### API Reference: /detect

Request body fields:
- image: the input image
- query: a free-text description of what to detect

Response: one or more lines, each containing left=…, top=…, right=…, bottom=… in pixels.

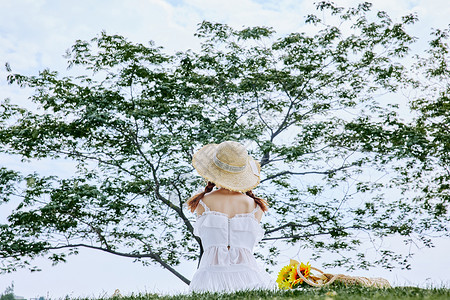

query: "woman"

left=187, top=141, right=275, bottom=293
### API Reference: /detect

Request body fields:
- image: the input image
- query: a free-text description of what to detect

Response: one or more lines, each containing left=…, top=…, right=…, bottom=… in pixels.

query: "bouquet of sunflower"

left=276, top=259, right=312, bottom=289
left=277, top=259, right=391, bottom=289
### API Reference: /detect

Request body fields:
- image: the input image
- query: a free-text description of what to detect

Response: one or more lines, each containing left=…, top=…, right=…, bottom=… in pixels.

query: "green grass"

left=80, top=286, right=450, bottom=300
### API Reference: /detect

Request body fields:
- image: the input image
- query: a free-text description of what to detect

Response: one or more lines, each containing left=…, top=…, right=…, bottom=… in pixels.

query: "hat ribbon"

left=249, top=159, right=260, bottom=177
left=213, top=153, right=246, bottom=173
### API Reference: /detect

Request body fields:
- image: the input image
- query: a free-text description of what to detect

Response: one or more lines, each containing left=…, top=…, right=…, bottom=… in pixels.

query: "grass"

left=79, top=286, right=450, bottom=300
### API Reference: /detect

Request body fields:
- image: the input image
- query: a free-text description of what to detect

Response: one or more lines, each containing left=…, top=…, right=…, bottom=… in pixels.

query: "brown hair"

left=187, top=181, right=216, bottom=212
left=186, top=181, right=269, bottom=212
left=245, top=190, right=269, bottom=212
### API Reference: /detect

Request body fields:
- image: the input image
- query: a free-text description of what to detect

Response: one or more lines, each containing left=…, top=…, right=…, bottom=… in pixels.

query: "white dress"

left=189, top=200, right=276, bottom=293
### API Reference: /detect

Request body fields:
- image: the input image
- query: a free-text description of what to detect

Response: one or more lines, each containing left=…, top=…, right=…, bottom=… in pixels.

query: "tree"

left=395, top=25, right=450, bottom=226
left=0, top=283, right=14, bottom=300
left=1, top=2, right=448, bottom=284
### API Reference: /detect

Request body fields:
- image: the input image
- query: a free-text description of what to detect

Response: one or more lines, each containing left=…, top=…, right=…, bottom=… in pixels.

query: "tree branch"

left=255, top=91, right=273, bottom=137
left=43, top=243, right=191, bottom=285
left=262, top=232, right=330, bottom=241
left=263, top=225, right=369, bottom=241
left=52, top=150, right=139, bottom=178
left=264, top=221, right=311, bottom=235
left=261, top=164, right=354, bottom=183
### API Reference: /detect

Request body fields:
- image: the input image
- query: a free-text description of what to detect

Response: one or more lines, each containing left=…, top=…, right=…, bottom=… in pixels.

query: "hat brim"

left=192, top=144, right=261, bottom=192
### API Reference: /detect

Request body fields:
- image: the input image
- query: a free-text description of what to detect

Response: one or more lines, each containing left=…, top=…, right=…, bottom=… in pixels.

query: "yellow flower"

left=326, top=291, right=337, bottom=296
left=288, top=266, right=302, bottom=287
left=279, top=279, right=292, bottom=290
left=276, top=265, right=294, bottom=289
left=299, top=261, right=311, bottom=279
left=277, top=260, right=312, bottom=289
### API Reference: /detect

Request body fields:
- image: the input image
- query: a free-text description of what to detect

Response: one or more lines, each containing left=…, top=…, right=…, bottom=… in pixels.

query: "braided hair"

left=187, top=181, right=216, bottom=212
left=245, top=190, right=269, bottom=212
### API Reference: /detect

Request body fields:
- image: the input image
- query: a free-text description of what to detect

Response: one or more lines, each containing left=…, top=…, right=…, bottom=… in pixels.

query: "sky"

left=1, top=0, right=450, bottom=298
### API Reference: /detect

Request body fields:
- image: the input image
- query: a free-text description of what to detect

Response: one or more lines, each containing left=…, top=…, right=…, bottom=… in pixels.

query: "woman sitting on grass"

left=187, top=141, right=275, bottom=293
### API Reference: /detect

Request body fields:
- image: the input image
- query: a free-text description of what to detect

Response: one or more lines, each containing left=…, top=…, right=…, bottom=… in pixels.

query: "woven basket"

left=297, top=265, right=391, bottom=288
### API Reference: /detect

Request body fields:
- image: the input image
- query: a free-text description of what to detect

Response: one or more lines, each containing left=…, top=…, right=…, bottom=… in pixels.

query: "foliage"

left=0, top=283, right=14, bottom=300
left=0, top=2, right=449, bottom=284
left=400, top=25, right=450, bottom=218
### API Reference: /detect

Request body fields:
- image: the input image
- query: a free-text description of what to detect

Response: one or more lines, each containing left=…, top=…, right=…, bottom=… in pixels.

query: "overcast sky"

left=1, top=0, right=449, bottom=298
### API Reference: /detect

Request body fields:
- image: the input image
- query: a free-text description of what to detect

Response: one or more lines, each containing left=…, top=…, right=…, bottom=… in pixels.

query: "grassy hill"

left=83, top=286, right=450, bottom=300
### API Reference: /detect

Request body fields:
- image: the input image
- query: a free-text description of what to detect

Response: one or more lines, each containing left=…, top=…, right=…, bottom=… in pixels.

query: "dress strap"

left=250, top=203, right=260, bottom=215
left=198, top=199, right=210, bottom=212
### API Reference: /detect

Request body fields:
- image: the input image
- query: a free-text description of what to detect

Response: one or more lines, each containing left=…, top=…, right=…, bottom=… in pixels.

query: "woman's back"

left=189, top=188, right=274, bottom=292
left=196, top=188, right=263, bottom=221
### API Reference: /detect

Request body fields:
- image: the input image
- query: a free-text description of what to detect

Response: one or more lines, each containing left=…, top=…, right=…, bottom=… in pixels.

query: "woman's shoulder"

left=203, top=189, right=253, bottom=202
left=204, top=189, right=253, bottom=207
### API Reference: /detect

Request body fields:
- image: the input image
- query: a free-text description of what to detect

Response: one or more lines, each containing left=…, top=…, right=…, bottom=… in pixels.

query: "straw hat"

left=192, top=141, right=261, bottom=192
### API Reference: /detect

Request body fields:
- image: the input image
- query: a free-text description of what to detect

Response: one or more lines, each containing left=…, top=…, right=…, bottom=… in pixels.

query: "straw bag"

left=297, top=265, right=391, bottom=288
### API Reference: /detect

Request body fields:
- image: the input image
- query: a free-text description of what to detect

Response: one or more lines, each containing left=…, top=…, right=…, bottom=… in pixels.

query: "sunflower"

left=279, top=279, right=292, bottom=290
left=276, top=265, right=294, bottom=289
left=299, top=262, right=311, bottom=279
left=277, top=260, right=312, bottom=289
left=288, top=266, right=302, bottom=287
